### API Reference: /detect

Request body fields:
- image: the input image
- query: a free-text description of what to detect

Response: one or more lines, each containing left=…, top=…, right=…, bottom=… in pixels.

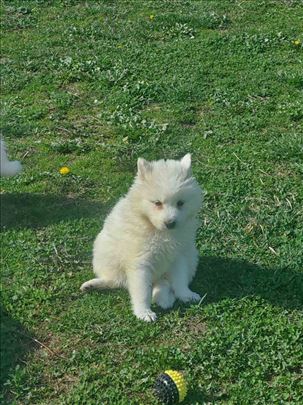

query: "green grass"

left=1, top=0, right=303, bottom=403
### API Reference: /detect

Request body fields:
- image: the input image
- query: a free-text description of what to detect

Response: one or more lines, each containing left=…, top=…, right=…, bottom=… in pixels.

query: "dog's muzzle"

left=165, top=220, right=176, bottom=229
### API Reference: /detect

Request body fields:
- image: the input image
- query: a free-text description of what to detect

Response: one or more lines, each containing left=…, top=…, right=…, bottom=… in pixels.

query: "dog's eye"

left=177, top=200, right=184, bottom=208
left=154, top=200, right=163, bottom=207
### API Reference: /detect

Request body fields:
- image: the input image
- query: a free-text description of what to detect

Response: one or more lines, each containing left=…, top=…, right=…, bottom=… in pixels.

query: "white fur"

left=0, top=138, right=22, bottom=177
left=81, top=154, right=203, bottom=322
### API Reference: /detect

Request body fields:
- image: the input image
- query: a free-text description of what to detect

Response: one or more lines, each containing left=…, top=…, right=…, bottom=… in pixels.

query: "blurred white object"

left=0, top=138, right=22, bottom=177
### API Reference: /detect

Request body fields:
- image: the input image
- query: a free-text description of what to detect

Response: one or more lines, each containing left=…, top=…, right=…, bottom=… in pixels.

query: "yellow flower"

left=59, top=166, right=70, bottom=175
left=292, top=39, right=301, bottom=46
left=149, top=14, right=155, bottom=20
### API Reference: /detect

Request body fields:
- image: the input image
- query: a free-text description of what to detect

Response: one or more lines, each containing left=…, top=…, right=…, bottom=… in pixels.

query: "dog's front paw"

left=135, top=309, right=157, bottom=322
left=178, top=290, right=201, bottom=303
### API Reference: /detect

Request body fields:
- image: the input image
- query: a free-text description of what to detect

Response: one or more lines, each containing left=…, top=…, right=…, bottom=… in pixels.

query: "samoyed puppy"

left=0, top=138, right=22, bottom=177
left=81, top=154, right=203, bottom=322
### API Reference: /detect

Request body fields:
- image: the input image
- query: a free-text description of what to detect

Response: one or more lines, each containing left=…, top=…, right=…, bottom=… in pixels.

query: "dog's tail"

left=0, top=139, right=22, bottom=177
left=80, top=278, right=116, bottom=292
left=1, top=160, right=22, bottom=177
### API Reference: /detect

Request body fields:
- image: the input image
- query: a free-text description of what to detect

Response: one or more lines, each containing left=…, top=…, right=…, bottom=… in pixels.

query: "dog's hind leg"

left=80, top=278, right=113, bottom=292
left=152, top=279, right=175, bottom=309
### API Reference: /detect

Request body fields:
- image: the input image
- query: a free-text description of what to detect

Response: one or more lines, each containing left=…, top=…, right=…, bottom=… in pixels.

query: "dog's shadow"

left=179, top=257, right=302, bottom=404
left=192, top=256, right=303, bottom=310
left=1, top=193, right=108, bottom=230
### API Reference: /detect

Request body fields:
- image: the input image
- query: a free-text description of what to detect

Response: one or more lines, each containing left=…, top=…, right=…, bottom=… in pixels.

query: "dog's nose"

left=165, top=220, right=176, bottom=229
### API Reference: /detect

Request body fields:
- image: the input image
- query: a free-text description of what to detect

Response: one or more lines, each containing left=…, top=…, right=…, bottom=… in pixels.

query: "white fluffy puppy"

left=0, top=138, right=22, bottom=177
left=81, top=154, right=203, bottom=322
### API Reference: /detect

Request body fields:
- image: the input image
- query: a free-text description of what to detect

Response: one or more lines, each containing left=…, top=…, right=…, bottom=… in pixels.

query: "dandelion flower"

left=59, top=166, right=70, bottom=175
left=292, top=39, right=301, bottom=46
left=149, top=14, right=155, bottom=21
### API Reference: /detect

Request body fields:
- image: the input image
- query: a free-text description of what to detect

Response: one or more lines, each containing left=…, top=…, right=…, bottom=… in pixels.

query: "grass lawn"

left=1, top=0, right=303, bottom=403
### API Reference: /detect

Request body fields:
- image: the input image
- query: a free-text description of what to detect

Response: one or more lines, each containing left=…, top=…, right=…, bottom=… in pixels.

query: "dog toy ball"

left=154, top=370, right=187, bottom=404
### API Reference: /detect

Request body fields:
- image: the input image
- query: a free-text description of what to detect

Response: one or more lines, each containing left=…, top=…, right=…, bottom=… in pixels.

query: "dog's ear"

left=180, top=153, right=192, bottom=177
left=137, top=158, right=152, bottom=180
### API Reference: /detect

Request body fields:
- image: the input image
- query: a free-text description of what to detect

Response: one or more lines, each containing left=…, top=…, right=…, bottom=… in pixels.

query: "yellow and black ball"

left=154, top=370, right=187, bottom=404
